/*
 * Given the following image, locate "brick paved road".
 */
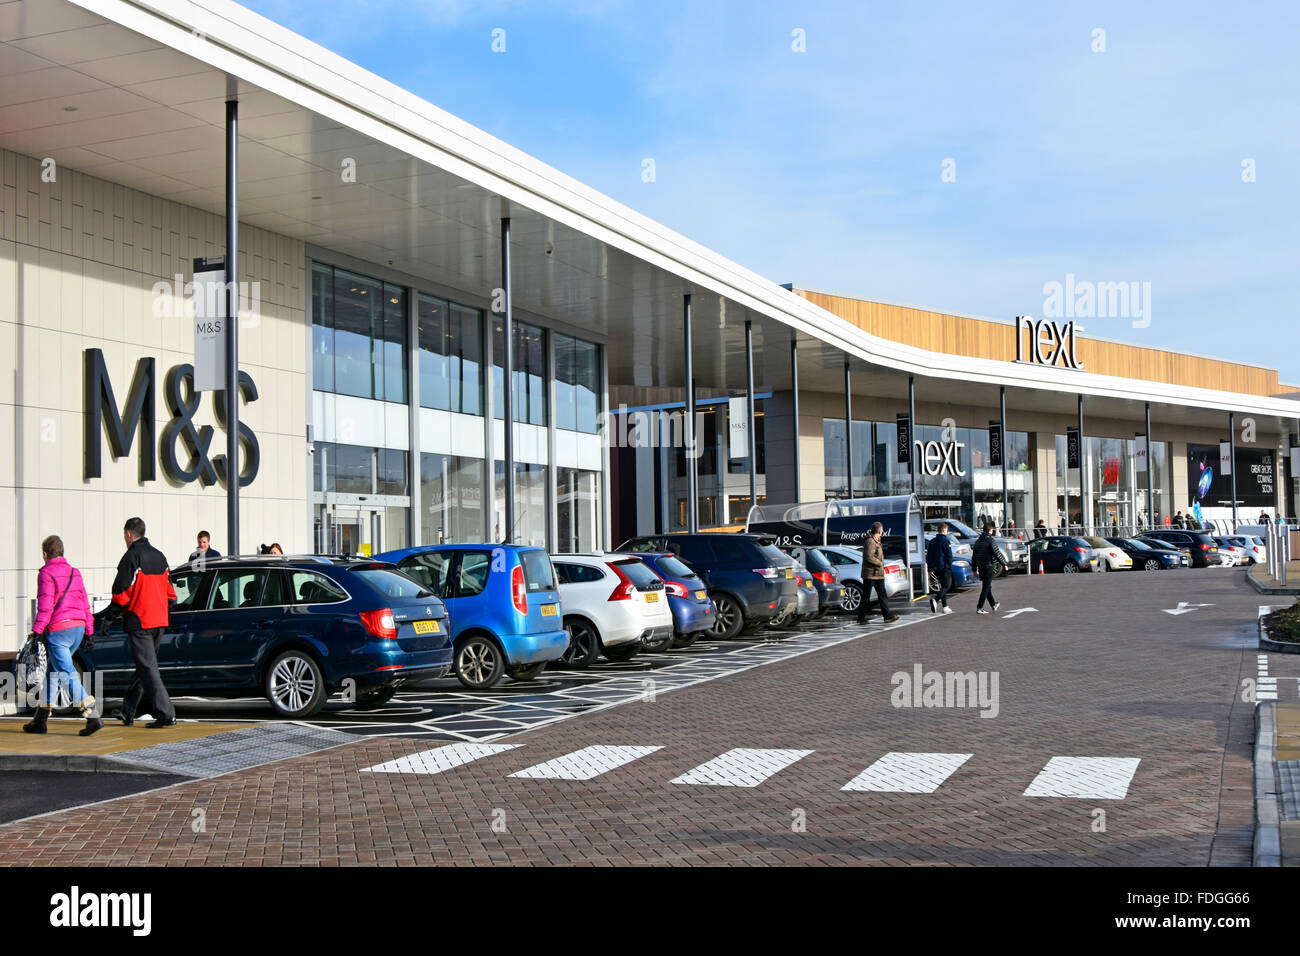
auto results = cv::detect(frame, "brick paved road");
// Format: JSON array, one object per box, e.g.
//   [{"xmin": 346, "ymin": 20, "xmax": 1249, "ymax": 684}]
[{"xmin": 0, "ymin": 568, "xmax": 1272, "ymax": 865}]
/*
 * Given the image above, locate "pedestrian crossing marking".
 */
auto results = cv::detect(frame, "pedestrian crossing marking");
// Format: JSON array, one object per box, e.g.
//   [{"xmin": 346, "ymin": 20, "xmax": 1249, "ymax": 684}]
[
  {"xmin": 509, "ymin": 745, "xmax": 663, "ymax": 781},
  {"xmin": 841, "ymin": 752, "xmax": 972, "ymax": 793},
  {"xmin": 1022, "ymin": 756, "xmax": 1141, "ymax": 800},
  {"xmin": 670, "ymin": 748, "xmax": 813, "ymax": 788},
  {"xmin": 361, "ymin": 742, "xmax": 520, "ymax": 775}
]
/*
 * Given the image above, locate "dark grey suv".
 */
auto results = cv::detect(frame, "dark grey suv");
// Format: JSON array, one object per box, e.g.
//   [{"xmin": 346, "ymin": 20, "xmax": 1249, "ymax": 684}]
[{"xmin": 618, "ymin": 533, "xmax": 799, "ymax": 639}]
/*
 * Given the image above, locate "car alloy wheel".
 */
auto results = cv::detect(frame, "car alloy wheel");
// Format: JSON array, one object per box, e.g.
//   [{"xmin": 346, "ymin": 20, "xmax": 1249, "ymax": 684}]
[
  {"xmin": 266, "ymin": 650, "xmax": 326, "ymax": 718},
  {"xmin": 455, "ymin": 636, "xmax": 504, "ymax": 689},
  {"xmin": 1144, "ymin": 558, "xmax": 1161, "ymax": 571},
  {"xmin": 559, "ymin": 619, "xmax": 600, "ymax": 669},
  {"xmin": 992, "ymin": 558, "xmax": 1007, "ymax": 577},
  {"xmin": 1062, "ymin": 561, "xmax": 1079, "ymax": 573},
  {"xmin": 710, "ymin": 595, "xmax": 745, "ymax": 639},
  {"xmin": 841, "ymin": 583, "xmax": 862, "ymax": 614}
]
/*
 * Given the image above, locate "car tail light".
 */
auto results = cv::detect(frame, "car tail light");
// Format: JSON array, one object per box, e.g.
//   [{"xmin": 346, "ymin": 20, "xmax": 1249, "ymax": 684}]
[
  {"xmin": 754, "ymin": 567, "xmax": 779, "ymax": 579},
  {"xmin": 813, "ymin": 571, "xmax": 833, "ymax": 585},
  {"xmin": 884, "ymin": 564, "xmax": 901, "ymax": 574},
  {"xmin": 1073, "ymin": 547, "xmax": 1088, "ymax": 554},
  {"xmin": 360, "ymin": 608, "xmax": 398, "ymax": 641},
  {"xmin": 511, "ymin": 564, "xmax": 527, "ymax": 615},
  {"xmin": 1199, "ymin": 543, "xmax": 1211, "ymax": 550},
  {"xmin": 663, "ymin": 581, "xmax": 688, "ymax": 598},
  {"xmin": 607, "ymin": 561, "xmax": 635, "ymax": 601}
]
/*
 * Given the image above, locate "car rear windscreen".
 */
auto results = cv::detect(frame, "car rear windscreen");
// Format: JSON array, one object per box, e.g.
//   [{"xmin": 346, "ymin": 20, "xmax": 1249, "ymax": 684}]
[
  {"xmin": 612, "ymin": 559, "xmax": 662, "ymax": 588},
  {"xmin": 519, "ymin": 550, "xmax": 556, "ymax": 591},
  {"xmin": 350, "ymin": 567, "xmax": 435, "ymax": 599},
  {"xmin": 656, "ymin": 556, "xmax": 696, "ymax": 579},
  {"xmin": 757, "ymin": 543, "xmax": 788, "ymax": 566}
]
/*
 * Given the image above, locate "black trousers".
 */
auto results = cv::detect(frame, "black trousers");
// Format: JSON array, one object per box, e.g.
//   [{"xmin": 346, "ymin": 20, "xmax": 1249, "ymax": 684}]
[
  {"xmin": 122, "ymin": 627, "xmax": 175, "ymax": 722},
  {"xmin": 857, "ymin": 578, "xmax": 892, "ymax": 621},
  {"xmin": 933, "ymin": 568, "xmax": 952, "ymax": 608},
  {"xmin": 976, "ymin": 567, "xmax": 996, "ymax": 610}
]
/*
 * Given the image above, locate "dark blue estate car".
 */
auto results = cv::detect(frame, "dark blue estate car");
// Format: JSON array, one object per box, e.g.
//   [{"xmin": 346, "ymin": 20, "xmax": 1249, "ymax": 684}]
[{"xmin": 91, "ymin": 556, "xmax": 452, "ymax": 717}]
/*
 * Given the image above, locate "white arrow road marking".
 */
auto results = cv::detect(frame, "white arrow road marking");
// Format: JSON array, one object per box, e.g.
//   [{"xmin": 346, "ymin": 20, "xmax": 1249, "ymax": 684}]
[
  {"xmin": 1162, "ymin": 602, "xmax": 1215, "ymax": 615},
  {"xmin": 1001, "ymin": 607, "xmax": 1038, "ymax": 619}
]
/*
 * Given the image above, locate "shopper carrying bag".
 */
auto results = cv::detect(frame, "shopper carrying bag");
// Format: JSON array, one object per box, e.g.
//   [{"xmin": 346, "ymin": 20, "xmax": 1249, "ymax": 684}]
[{"xmin": 24, "ymin": 535, "xmax": 100, "ymax": 736}]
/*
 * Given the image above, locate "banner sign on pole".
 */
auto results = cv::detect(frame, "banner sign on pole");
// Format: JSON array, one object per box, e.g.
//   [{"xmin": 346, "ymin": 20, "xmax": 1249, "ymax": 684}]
[
  {"xmin": 1066, "ymin": 427, "xmax": 1081, "ymax": 469},
  {"xmin": 988, "ymin": 421, "xmax": 1004, "ymax": 468},
  {"xmin": 728, "ymin": 396, "xmax": 748, "ymax": 460},
  {"xmin": 896, "ymin": 414, "xmax": 911, "ymax": 465},
  {"xmin": 1135, "ymin": 434, "xmax": 1148, "ymax": 473},
  {"xmin": 1219, "ymin": 440, "xmax": 1232, "ymax": 477},
  {"xmin": 193, "ymin": 257, "xmax": 227, "ymax": 392},
  {"xmin": 1291, "ymin": 446, "xmax": 1299, "ymax": 476}
]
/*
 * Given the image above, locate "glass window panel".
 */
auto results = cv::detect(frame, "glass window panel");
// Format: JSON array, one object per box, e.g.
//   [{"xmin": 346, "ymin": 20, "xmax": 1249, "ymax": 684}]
[
  {"xmin": 574, "ymin": 339, "xmax": 600, "ymax": 434},
  {"xmin": 333, "ymin": 444, "xmax": 372, "ymax": 495},
  {"xmin": 421, "ymin": 452, "xmax": 485, "ymax": 544},
  {"xmin": 383, "ymin": 284, "xmax": 407, "ymax": 403},
  {"xmin": 451, "ymin": 304, "xmax": 483, "ymax": 416},
  {"xmin": 418, "ymin": 294, "xmax": 449, "ymax": 410},
  {"xmin": 377, "ymin": 449, "xmax": 408, "ymax": 497},
  {"xmin": 310, "ymin": 263, "xmax": 334, "ymax": 393},
  {"xmin": 332, "ymin": 269, "xmax": 381, "ymax": 399},
  {"xmin": 554, "ymin": 333, "xmax": 576, "ymax": 432}
]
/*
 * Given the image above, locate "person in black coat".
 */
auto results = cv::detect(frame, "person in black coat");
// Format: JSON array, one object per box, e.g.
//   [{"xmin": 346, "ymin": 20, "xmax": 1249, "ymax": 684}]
[
  {"xmin": 926, "ymin": 525, "xmax": 954, "ymax": 614},
  {"xmin": 971, "ymin": 521, "xmax": 1000, "ymax": 615}
]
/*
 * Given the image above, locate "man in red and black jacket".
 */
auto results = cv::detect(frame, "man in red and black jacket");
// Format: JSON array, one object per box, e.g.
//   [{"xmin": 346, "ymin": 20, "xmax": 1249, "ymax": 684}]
[{"xmin": 111, "ymin": 517, "xmax": 177, "ymax": 727}]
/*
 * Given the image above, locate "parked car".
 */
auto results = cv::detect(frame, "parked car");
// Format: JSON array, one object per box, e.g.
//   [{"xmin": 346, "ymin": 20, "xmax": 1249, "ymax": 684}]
[
  {"xmin": 782, "ymin": 545, "xmax": 844, "ymax": 618},
  {"xmin": 618, "ymin": 533, "xmax": 798, "ymax": 639},
  {"xmin": 1142, "ymin": 529, "xmax": 1222, "ymax": 568},
  {"xmin": 769, "ymin": 555, "xmax": 819, "ymax": 629},
  {"xmin": 375, "ymin": 544, "xmax": 567, "ymax": 689},
  {"xmin": 1134, "ymin": 535, "xmax": 1192, "ymax": 567},
  {"xmin": 923, "ymin": 518, "xmax": 1028, "ymax": 576},
  {"xmin": 816, "ymin": 544, "xmax": 910, "ymax": 613},
  {"xmin": 1026, "ymin": 535, "xmax": 1099, "ymax": 573},
  {"xmin": 1213, "ymin": 536, "xmax": 1250, "ymax": 566},
  {"xmin": 91, "ymin": 556, "xmax": 452, "ymax": 718},
  {"xmin": 631, "ymin": 552, "xmax": 716, "ymax": 647},
  {"xmin": 1235, "ymin": 535, "xmax": 1267, "ymax": 564},
  {"xmin": 1082, "ymin": 536, "xmax": 1134, "ymax": 572},
  {"xmin": 550, "ymin": 554, "xmax": 673, "ymax": 666},
  {"xmin": 1105, "ymin": 536, "xmax": 1181, "ymax": 571}
]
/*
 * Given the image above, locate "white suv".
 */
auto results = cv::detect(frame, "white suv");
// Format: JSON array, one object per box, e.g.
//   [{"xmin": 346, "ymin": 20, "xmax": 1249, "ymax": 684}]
[{"xmin": 552, "ymin": 553, "xmax": 674, "ymax": 668}]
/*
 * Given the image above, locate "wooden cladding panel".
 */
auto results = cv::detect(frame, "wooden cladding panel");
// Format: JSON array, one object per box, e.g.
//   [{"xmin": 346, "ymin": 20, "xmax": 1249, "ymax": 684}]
[{"xmin": 796, "ymin": 289, "xmax": 1279, "ymax": 396}]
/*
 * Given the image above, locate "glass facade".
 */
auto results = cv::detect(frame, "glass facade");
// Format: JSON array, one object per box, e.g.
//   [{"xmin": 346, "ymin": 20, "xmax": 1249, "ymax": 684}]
[
  {"xmin": 420, "ymin": 452, "xmax": 484, "ymax": 545},
  {"xmin": 666, "ymin": 400, "xmax": 766, "ymax": 530},
  {"xmin": 311, "ymin": 263, "xmax": 407, "ymax": 403},
  {"xmin": 557, "ymin": 468, "xmax": 602, "ymax": 552},
  {"xmin": 555, "ymin": 332, "xmax": 601, "ymax": 433},
  {"xmin": 418, "ymin": 294, "xmax": 483, "ymax": 415},
  {"xmin": 494, "ymin": 460, "xmax": 549, "ymax": 546},
  {"xmin": 493, "ymin": 318, "xmax": 547, "ymax": 425}
]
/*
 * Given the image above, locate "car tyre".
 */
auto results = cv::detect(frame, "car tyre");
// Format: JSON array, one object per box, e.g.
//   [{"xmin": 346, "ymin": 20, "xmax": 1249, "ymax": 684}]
[
  {"xmin": 671, "ymin": 630, "xmax": 699, "ymax": 649},
  {"xmin": 1143, "ymin": 558, "xmax": 1161, "ymax": 571},
  {"xmin": 265, "ymin": 649, "xmax": 328, "ymax": 718},
  {"xmin": 841, "ymin": 582, "xmax": 862, "ymax": 615},
  {"xmin": 709, "ymin": 594, "xmax": 745, "ymax": 640},
  {"xmin": 455, "ymin": 634, "xmax": 505, "ymax": 689},
  {"xmin": 505, "ymin": 662, "xmax": 546, "ymax": 682},
  {"xmin": 1062, "ymin": 561, "xmax": 1079, "ymax": 574},
  {"xmin": 353, "ymin": 685, "xmax": 397, "ymax": 710},
  {"xmin": 641, "ymin": 630, "xmax": 674, "ymax": 653},
  {"xmin": 992, "ymin": 557, "xmax": 1007, "ymax": 577},
  {"xmin": 602, "ymin": 642, "xmax": 640, "ymax": 663},
  {"xmin": 558, "ymin": 618, "xmax": 600, "ymax": 669}
]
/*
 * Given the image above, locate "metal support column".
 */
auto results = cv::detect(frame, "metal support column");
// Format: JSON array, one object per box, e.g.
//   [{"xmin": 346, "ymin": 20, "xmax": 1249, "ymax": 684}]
[
  {"xmin": 1145, "ymin": 402, "xmax": 1154, "ymax": 531},
  {"xmin": 1229, "ymin": 411, "xmax": 1238, "ymax": 531},
  {"xmin": 224, "ymin": 97, "xmax": 240, "ymax": 555},
  {"xmin": 1000, "ymin": 386, "xmax": 1008, "ymax": 533},
  {"xmin": 844, "ymin": 361, "xmax": 854, "ymax": 498},
  {"xmin": 909, "ymin": 375, "xmax": 917, "ymax": 496},
  {"xmin": 790, "ymin": 338, "xmax": 801, "ymax": 502},
  {"xmin": 683, "ymin": 295, "xmax": 698, "ymax": 532},
  {"xmin": 500, "ymin": 217, "xmax": 515, "ymax": 543},
  {"xmin": 1078, "ymin": 394, "xmax": 1088, "ymax": 534},
  {"xmin": 745, "ymin": 320, "xmax": 757, "ymax": 513}
]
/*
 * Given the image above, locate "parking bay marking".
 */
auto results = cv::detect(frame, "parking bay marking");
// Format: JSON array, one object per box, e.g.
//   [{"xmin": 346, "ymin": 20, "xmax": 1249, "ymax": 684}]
[
  {"xmin": 670, "ymin": 748, "xmax": 814, "ymax": 788},
  {"xmin": 841, "ymin": 752, "xmax": 973, "ymax": 793},
  {"xmin": 509, "ymin": 745, "xmax": 664, "ymax": 781},
  {"xmin": 1022, "ymin": 756, "xmax": 1141, "ymax": 800}
]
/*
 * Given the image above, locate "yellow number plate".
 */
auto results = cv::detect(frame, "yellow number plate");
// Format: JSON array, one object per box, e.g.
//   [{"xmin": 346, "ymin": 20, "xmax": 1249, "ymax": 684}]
[
  {"xmin": 413, "ymin": 620, "xmax": 440, "ymax": 634},
  {"xmin": 540, "ymin": 603, "xmax": 558, "ymax": 617},
  {"xmin": 785, "ymin": 568, "xmax": 794, "ymax": 579},
  {"xmin": 645, "ymin": 592, "xmax": 659, "ymax": 603},
  {"xmin": 695, "ymin": 590, "xmax": 707, "ymax": 600}
]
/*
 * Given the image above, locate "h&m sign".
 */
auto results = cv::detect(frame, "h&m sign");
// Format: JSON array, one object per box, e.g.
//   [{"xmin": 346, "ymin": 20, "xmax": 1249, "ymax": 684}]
[
  {"xmin": 83, "ymin": 348, "xmax": 260, "ymax": 487},
  {"xmin": 1015, "ymin": 315, "xmax": 1084, "ymax": 370}
]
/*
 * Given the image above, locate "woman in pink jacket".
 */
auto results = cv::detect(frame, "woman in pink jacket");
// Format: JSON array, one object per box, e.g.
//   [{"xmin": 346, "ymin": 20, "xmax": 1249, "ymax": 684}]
[{"xmin": 24, "ymin": 534, "xmax": 101, "ymax": 736}]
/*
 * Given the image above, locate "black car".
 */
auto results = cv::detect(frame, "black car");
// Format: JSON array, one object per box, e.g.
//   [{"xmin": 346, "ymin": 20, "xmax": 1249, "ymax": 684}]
[
  {"xmin": 1141, "ymin": 529, "xmax": 1221, "ymax": 568},
  {"xmin": 781, "ymin": 545, "xmax": 844, "ymax": 618},
  {"xmin": 90, "ymin": 556, "xmax": 452, "ymax": 718},
  {"xmin": 1026, "ymin": 535, "xmax": 1098, "ymax": 573},
  {"xmin": 619, "ymin": 533, "xmax": 799, "ymax": 639},
  {"xmin": 1134, "ymin": 536, "xmax": 1192, "ymax": 567},
  {"xmin": 1106, "ymin": 536, "xmax": 1181, "ymax": 571}
]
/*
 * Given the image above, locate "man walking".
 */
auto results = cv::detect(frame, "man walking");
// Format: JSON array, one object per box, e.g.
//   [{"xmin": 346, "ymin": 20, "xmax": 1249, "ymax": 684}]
[
  {"xmin": 857, "ymin": 522, "xmax": 899, "ymax": 624},
  {"xmin": 111, "ymin": 517, "xmax": 177, "ymax": 728},
  {"xmin": 926, "ymin": 523, "xmax": 954, "ymax": 614},
  {"xmin": 972, "ymin": 520, "xmax": 1000, "ymax": 615}
]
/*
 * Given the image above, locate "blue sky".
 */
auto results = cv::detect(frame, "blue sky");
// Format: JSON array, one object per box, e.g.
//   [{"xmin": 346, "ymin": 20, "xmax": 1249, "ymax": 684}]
[{"xmin": 243, "ymin": 0, "xmax": 1300, "ymax": 382}]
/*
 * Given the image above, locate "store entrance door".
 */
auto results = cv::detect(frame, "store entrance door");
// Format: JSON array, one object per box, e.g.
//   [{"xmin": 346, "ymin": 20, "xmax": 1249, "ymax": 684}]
[{"xmin": 316, "ymin": 505, "xmax": 387, "ymax": 557}]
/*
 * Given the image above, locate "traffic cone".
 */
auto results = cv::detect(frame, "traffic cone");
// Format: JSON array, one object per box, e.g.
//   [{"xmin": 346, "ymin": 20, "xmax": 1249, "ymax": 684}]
[{"xmin": 1038, "ymin": 561, "xmax": 1046, "ymax": 575}]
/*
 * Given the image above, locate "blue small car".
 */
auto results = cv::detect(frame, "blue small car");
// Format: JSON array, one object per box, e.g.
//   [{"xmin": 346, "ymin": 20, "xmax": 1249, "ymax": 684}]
[
  {"xmin": 628, "ymin": 552, "xmax": 715, "ymax": 648},
  {"xmin": 374, "ymin": 544, "xmax": 568, "ymax": 689}
]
